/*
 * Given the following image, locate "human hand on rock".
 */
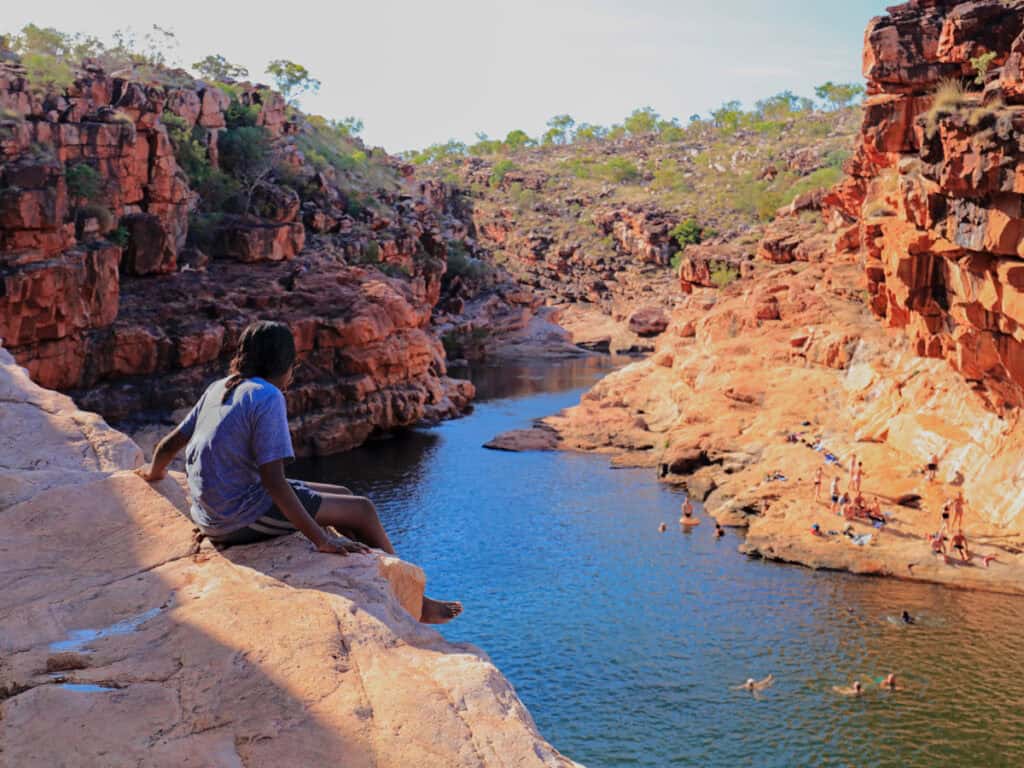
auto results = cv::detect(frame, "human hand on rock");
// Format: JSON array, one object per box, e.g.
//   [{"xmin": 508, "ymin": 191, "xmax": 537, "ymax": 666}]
[
  {"xmin": 316, "ymin": 534, "xmax": 370, "ymax": 556},
  {"xmin": 135, "ymin": 463, "xmax": 166, "ymax": 482}
]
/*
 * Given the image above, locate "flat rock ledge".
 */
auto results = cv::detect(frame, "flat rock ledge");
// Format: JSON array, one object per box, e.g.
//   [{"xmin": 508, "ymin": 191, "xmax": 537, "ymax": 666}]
[
  {"xmin": 485, "ymin": 425, "xmax": 563, "ymax": 452},
  {"xmin": 0, "ymin": 347, "xmax": 578, "ymax": 767}
]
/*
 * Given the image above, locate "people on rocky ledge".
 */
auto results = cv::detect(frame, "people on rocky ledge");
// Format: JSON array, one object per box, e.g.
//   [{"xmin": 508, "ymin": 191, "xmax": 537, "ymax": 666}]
[
  {"xmin": 814, "ymin": 466, "xmax": 823, "ymax": 501},
  {"xmin": 925, "ymin": 454, "xmax": 939, "ymax": 482},
  {"xmin": 952, "ymin": 491, "xmax": 966, "ymax": 529},
  {"xmin": 829, "ymin": 476, "xmax": 841, "ymax": 515},
  {"xmin": 136, "ymin": 320, "xmax": 463, "ymax": 625},
  {"xmin": 951, "ymin": 529, "xmax": 971, "ymax": 563}
]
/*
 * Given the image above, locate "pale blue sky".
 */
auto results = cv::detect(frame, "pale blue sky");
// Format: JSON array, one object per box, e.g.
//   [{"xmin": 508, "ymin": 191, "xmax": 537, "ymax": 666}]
[{"xmin": 4, "ymin": 1, "xmax": 888, "ymax": 152}]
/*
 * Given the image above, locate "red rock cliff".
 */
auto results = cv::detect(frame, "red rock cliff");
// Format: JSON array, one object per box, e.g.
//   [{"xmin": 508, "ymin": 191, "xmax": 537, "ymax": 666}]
[
  {"xmin": 0, "ymin": 59, "xmax": 472, "ymax": 453},
  {"xmin": 838, "ymin": 0, "xmax": 1024, "ymax": 412}
]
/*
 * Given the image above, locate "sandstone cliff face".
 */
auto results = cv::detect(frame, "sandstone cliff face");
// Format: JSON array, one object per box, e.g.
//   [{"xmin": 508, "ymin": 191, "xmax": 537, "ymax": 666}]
[
  {"xmin": 0, "ymin": 346, "xmax": 577, "ymax": 767},
  {"xmin": 840, "ymin": 0, "xmax": 1024, "ymax": 412},
  {"xmin": 0, "ymin": 59, "xmax": 471, "ymax": 454}
]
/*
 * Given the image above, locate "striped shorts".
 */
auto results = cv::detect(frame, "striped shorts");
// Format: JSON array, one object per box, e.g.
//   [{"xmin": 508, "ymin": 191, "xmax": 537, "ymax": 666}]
[{"xmin": 207, "ymin": 480, "xmax": 323, "ymax": 547}]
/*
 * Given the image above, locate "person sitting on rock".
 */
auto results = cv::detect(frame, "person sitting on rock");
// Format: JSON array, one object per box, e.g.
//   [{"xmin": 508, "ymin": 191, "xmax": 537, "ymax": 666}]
[{"xmin": 136, "ymin": 320, "xmax": 462, "ymax": 625}]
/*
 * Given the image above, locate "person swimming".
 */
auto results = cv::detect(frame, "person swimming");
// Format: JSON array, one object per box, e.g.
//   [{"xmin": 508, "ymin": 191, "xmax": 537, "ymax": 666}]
[
  {"xmin": 658, "ymin": 523, "xmax": 668, "ymax": 533},
  {"xmin": 880, "ymin": 673, "xmax": 901, "ymax": 691},
  {"xmin": 901, "ymin": 610, "xmax": 915, "ymax": 625},
  {"xmin": 714, "ymin": 523, "xmax": 725, "ymax": 538},
  {"xmin": 679, "ymin": 499, "xmax": 700, "ymax": 526},
  {"xmin": 833, "ymin": 680, "xmax": 863, "ymax": 696},
  {"xmin": 733, "ymin": 674, "xmax": 774, "ymax": 692}
]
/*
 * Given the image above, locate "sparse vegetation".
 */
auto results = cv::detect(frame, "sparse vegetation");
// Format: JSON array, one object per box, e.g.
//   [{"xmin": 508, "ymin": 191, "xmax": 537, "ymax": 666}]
[
  {"xmin": 970, "ymin": 51, "xmax": 998, "ymax": 85},
  {"xmin": 265, "ymin": 59, "xmax": 321, "ymax": 106},
  {"xmin": 670, "ymin": 219, "xmax": 703, "ymax": 248},
  {"xmin": 192, "ymin": 54, "xmax": 249, "ymax": 82}
]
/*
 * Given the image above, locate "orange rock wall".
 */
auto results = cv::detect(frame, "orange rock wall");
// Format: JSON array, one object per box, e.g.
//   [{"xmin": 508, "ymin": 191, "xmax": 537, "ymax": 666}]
[
  {"xmin": 842, "ymin": 0, "xmax": 1024, "ymax": 410},
  {"xmin": 0, "ymin": 62, "xmax": 471, "ymax": 454}
]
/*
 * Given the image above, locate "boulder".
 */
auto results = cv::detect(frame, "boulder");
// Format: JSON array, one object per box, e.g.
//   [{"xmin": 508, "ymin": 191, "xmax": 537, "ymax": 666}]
[
  {"xmin": 628, "ymin": 307, "xmax": 670, "ymax": 337},
  {"xmin": 121, "ymin": 213, "xmax": 177, "ymax": 275}
]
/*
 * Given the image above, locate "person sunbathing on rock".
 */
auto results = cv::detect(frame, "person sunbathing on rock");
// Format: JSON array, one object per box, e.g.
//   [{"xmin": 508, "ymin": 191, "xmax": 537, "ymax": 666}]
[{"xmin": 136, "ymin": 320, "xmax": 462, "ymax": 625}]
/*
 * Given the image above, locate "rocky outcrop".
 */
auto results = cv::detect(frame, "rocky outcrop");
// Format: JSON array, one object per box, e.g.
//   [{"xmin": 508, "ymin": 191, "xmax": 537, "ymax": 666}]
[
  {"xmin": 841, "ymin": 0, "xmax": 1024, "ymax": 411},
  {"xmin": 0, "ymin": 346, "xmax": 577, "ymax": 767},
  {"xmin": 0, "ymin": 57, "xmax": 472, "ymax": 453},
  {"xmin": 543, "ymin": 257, "xmax": 1024, "ymax": 593}
]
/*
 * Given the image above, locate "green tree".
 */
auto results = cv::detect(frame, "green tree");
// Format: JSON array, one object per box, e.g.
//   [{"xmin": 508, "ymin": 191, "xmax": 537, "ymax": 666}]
[
  {"xmin": 543, "ymin": 114, "xmax": 575, "ymax": 145},
  {"xmin": 711, "ymin": 100, "xmax": 744, "ymax": 132},
  {"xmin": 333, "ymin": 116, "xmax": 363, "ymax": 136},
  {"xmin": 814, "ymin": 81, "xmax": 865, "ymax": 110},
  {"xmin": 218, "ymin": 126, "xmax": 274, "ymax": 214},
  {"xmin": 141, "ymin": 25, "xmax": 179, "ymax": 67},
  {"xmin": 623, "ymin": 106, "xmax": 659, "ymax": 135},
  {"xmin": 504, "ymin": 128, "xmax": 534, "ymax": 151},
  {"xmin": 657, "ymin": 118, "xmax": 685, "ymax": 141},
  {"xmin": 192, "ymin": 54, "xmax": 249, "ymax": 82},
  {"xmin": 756, "ymin": 91, "xmax": 804, "ymax": 121},
  {"xmin": 265, "ymin": 59, "xmax": 321, "ymax": 106},
  {"xmin": 573, "ymin": 123, "xmax": 607, "ymax": 143}
]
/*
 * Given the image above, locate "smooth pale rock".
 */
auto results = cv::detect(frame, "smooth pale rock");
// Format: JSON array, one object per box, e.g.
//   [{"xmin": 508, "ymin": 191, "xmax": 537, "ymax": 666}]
[{"xmin": 0, "ymin": 346, "xmax": 578, "ymax": 767}]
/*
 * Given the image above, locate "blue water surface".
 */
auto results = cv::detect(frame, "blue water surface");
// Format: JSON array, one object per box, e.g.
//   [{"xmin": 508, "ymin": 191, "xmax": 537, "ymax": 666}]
[{"xmin": 296, "ymin": 357, "xmax": 1024, "ymax": 767}]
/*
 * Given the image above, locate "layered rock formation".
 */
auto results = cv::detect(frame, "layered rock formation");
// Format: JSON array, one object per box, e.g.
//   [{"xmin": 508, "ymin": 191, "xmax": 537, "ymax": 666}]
[
  {"xmin": 0, "ymin": 346, "xmax": 577, "ymax": 766},
  {"xmin": 0, "ymin": 57, "xmax": 471, "ymax": 454},
  {"xmin": 838, "ymin": 0, "xmax": 1024, "ymax": 411}
]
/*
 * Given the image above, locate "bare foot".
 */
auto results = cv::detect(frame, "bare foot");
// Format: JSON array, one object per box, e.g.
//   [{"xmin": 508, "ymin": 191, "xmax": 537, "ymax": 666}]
[{"xmin": 420, "ymin": 596, "xmax": 463, "ymax": 624}]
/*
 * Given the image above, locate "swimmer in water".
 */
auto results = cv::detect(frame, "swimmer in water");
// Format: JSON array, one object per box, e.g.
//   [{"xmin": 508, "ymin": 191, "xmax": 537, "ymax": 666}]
[
  {"xmin": 901, "ymin": 610, "xmax": 915, "ymax": 625},
  {"xmin": 680, "ymin": 499, "xmax": 700, "ymax": 526},
  {"xmin": 658, "ymin": 523, "xmax": 668, "ymax": 533},
  {"xmin": 714, "ymin": 523, "xmax": 725, "ymax": 538},
  {"xmin": 879, "ymin": 673, "xmax": 901, "ymax": 691},
  {"xmin": 833, "ymin": 680, "xmax": 863, "ymax": 696},
  {"xmin": 733, "ymin": 674, "xmax": 774, "ymax": 691}
]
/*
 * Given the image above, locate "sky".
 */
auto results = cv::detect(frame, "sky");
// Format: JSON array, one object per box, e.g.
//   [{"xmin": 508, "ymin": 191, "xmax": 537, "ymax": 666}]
[{"xmin": 4, "ymin": 0, "xmax": 890, "ymax": 153}]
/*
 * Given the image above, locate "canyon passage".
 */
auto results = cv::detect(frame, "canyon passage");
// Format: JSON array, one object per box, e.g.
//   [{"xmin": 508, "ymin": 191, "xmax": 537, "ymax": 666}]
[{"xmin": 295, "ymin": 358, "xmax": 1024, "ymax": 767}]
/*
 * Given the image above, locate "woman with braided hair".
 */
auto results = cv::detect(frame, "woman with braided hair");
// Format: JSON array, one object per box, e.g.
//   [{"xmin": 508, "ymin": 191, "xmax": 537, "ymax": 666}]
[{"xmin": 137, "ymin": 320, "xmax": 462, "ymax": 624}]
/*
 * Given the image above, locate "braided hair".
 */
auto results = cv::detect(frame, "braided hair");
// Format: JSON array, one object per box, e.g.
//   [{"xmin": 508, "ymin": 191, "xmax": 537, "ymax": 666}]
[{"xmin": 222, "ymin": 321, "xmax": 296, "ymax": 402}]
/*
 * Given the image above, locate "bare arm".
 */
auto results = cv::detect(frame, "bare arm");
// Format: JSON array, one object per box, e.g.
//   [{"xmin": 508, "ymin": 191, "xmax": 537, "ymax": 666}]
[
  {"xmin": 258, "ymin": 460, "xmax": 366, "ymax": 555},
  {"xmin": 136, "ymin": 427, "xmax": 190, "ymax": 482}
]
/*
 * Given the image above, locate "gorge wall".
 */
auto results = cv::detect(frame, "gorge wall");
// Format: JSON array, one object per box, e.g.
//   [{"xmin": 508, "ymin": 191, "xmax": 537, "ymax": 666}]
[
  {"xmin": 837, "ymin": 0, "xmax": 1024, "ymax": 412},
  {"xmin": 0, "ymin": 57, "xmax": 471, "ymax": 454}
]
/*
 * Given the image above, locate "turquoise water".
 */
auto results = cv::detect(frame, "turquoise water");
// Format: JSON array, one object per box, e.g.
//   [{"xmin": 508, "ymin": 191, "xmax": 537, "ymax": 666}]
[{"xmin": 295, "ymin": 358, "xmax": 1024, "ymax": 767}]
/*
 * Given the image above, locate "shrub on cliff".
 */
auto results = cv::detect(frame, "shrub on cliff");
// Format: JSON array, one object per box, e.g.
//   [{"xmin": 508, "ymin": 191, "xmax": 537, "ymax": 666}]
[
  {"xmin": 162, "ymin": 111, "xmax": 213, "ymax": 187},
  {"xmin": 489, "ymin": 160, "xmax": 517, "ymax": 187},
  {"xmin": 670, "ymin": 219, "xmax": 703, "ymax": 248},
  {"xmin": 218, "ymin": 126, "xmax": 274, "ymax": 214}
]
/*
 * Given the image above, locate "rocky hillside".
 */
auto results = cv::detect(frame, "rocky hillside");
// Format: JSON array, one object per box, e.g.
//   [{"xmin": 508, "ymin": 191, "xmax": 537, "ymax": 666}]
[
  {"xmin": 0, "ymin": 345, "xmax": 578, "ymax": 766},
  {"xmin": 834, "ymin": 0, "xmax": 1024, "ymax": 412},
  {"xmin": 0, "ymin": 32, "xmax": 471, "ymax": 454},
  {"xmin": 419, "ymin": 102, "xmax": 860, "ymax": 347}
]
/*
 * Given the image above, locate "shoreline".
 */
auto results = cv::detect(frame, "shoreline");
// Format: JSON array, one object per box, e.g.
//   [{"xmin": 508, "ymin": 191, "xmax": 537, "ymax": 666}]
[{"xmin": 511, "ymin": 258, "xmax": 1024, "ymax": 598}]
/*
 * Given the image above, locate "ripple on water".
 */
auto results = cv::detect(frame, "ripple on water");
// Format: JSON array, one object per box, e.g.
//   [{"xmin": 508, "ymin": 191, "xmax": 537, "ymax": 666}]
[{"xmin": 295, "ymin": 358, "xmax": 1024, "ymax": 768}]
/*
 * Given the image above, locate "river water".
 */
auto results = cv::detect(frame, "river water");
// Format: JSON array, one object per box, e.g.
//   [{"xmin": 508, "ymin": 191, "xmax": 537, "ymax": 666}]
[{"xmin": 294, "ymin": 357, "xmax": 1024, "ymax": 767}]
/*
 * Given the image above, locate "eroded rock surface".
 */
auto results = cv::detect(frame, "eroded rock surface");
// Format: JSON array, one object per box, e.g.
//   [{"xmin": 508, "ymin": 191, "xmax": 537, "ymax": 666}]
[{"xmin": 0, "ymin": 346, "xmax": 577, "ymax": 767}]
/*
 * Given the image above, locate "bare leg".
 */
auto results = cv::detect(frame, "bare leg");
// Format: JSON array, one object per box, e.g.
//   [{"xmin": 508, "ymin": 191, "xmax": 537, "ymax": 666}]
[
  {"xmin": 315, "ymin": 494, "xmax": 395, "ymax": 554},
  {"xmin": 315, "ymin": 494, "xmax": 462, "ymax": 624},
  {"xmin": 303, "ymin": 480, "xmax": 354, "ymax": 495}
]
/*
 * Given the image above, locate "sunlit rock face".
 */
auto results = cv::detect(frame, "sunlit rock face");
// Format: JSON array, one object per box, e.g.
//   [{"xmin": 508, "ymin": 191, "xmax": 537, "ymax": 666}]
[
  {"xmin": 0, "ymin": 60, "xmax": 472, "ymax": 454},
  {"xmin": 839, "ymin": 0, "xmax": 1024, "ymax": 411}
]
